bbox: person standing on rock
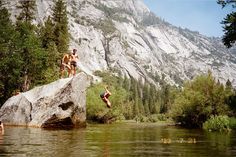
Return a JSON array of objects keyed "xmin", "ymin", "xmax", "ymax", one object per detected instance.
[
  {"xmin": 70, "ymin": 49, "xmax": 79, "ymax": 76},
  {"xmin": 0, "ymin": 121, "xmax": 4, "ymax": 135},
  {"xmin": 100, "ymin": 86, "xmax": 112, "ymax": 108},
  {"xmin": 60, "ymin": 53, "xmax": 72, "ymax": 78}
]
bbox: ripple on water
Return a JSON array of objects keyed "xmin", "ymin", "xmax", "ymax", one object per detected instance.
[{"xmin": 0, "ymin": 124, "xmax": 235, "ymax": 157}]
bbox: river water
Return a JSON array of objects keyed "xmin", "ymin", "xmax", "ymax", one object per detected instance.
[{"xmin": 0, "ymin": 123, "xmax": 235, "ymax": 157}]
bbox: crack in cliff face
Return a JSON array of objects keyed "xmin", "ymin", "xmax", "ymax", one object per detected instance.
[{"xmin": 101, "ymin": 33, "xmax": 119, "ymax": 68}]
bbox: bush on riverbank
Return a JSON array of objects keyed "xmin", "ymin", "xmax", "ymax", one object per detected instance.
[
  {"xmin": 170, "ymin": 72, "xmax": 233, "ymax": 128},
  {"xmin": 229, "ymin": 117, "xmax": 236, "ymax": 129},
  {"xmin": 203, "ymin": 115, "xmax": 230, "ymax": 132},
  {"xmin": 203, "ymin": 116, "xmax": 236, "ymax": 132},
  {"xmin": 134, "ymin": 114, "xmax": 169, "ymax": 123}
]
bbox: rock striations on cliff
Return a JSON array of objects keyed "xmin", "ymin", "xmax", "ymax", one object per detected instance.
[
  {"xmin": 5, "ymin": 0, "xmax": 236, "ymax": 87},
  {"xmin": 0, "ymin": 72, "xmax": 91, "ymax": 128}
]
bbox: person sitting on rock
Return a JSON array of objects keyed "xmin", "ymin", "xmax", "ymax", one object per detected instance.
[
  {"xmin": 70, "ymin": 49, "xmax": 79, "ymax": 76},
  {"xmin": 60, "ymin": 53, "xmax": 72, "ymax": 78},
  {"xmin": 100, "ymin": 86, "xmax": 112, "ymax": 108}
]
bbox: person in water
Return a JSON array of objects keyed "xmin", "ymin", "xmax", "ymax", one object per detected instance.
[
  {"xmin": 100, "ymin": 86, "xmax": 112, "ymax": 108},
  {"xmin": 70, "ymin": 49, "xmax": 79, "ymax": 76}
]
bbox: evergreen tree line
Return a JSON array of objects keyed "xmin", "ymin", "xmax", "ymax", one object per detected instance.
[
  {"xmin": 0, "ymin": 0, "xmax": 69, "ymax": 105},
  {"xmin": 121, "ymin": 75, "xmax": 177, "ymax": 119},
  {"xmin": 87, "ymin": 71, "xmax": 236, "ymax": 127},
  {"xmin": 87, "ymin": 71, "xmax": 178, "ymax": 123}
]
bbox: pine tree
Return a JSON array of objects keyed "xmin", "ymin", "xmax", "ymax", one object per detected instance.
[
  {"xmin": 40, "ymin": 17, "xmax": 56, "ymax": 49},
  {"xmin": 160, "ymin": 84, "xmax": 170, "ymax": 113},
  {"xmin": 38, "ymin": 16, "xmax": 60, "ymax": 84},
  {"xmin": 224, "ymin": 79, "xmax": 236, "ymax": 115},
  {"xmin": 226, "ymin": 79, "xmax": 233, "ymax": 89},
  {"xmin": 117, "ymin": 71, "xmax": 123, "ymax": 86},
  {"xmin": 17, "ymin": 0, "xmax": 36, "ymax": 23},
  {"xmin": 143, "ymin": 82, "xmax": 150, "ymax": 115},
  {"xmin": 137, "ymin": 78, "xmax": 145, "ymax": 115},
  {"xmin": 218, "ymin": 0, "xmax": 236, "ymax": 48},
  {"xmin": 221, "ymin": 12, "xmax": 236, "ymax": 48},
  {"xmin": 149, "ymin": 84, "xmax": 157, "ymax": 114},
  {"xmin": 16, "ymin": 0, "xmax": 45, "ymax": 91},
  {"xmin": 154, "ymin": 86, "xmax": 160, "ymax": 114},
  {"xmin": 52, "ymin": 0, "xmax": 69, "ymax": 54},
  {"xmin": 0, "ymin": 0, "xmax": 21, "ymax": 104},
  {"xmin": 130, "ymin": 78, "xmax": 139, "ymax": 116},
  {"xmin": 122, "ymin": 75, "xmax": 130, "ymax": 91}
]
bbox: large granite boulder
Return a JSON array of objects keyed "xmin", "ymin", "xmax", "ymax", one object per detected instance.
[{"xmin": 0, "ymin": 72, "xmax": 91, "ymax": 128}]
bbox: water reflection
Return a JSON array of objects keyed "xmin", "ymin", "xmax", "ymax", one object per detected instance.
[{"xmin": 0, "ymin": 123, "xmax": 235, "ymax": 157}]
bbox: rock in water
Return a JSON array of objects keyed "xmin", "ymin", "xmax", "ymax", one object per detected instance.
[{"xmin": 0, "ymin": 72, "xmax": 91, "ymax": 128}]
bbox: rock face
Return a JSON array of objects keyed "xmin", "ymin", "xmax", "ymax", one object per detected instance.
[
  {"xmin": 0, "ymin": 72, "xmax": 91, "ymax": 128},
  {"xmin": 5, "ymin": 0, "xmax": 236, "ymax": 87}
]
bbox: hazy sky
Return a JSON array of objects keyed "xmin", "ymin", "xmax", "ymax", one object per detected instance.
[{"xmin": 143, "ymin": 0, "xmax": 234, "ymax": 37}]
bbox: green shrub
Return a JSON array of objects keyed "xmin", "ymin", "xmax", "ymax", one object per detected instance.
[
  {"xmin": 203, "ymin": 115, "xmax": 230, "ymax": 132},
  {"xmin": 148, "ymin": 114, "xmax": 167, "ymax": 122},
  {"xmin": 86, "ymin": 83, "xmax": 106, "ymax": 121},
  {"xmin": 171, "ymin": 72, "xmax": 231, "ymax": 128},
  {"xmin": 229, "ymin": 117, "xmax": 236, "ymax": 129},
  {"xmin": 134, "ymin": 115, "xmax": 148, "ymax": 123},
  {"xmin": 133, "ymin": 114, "xmax": 168, "ymax": 123}
]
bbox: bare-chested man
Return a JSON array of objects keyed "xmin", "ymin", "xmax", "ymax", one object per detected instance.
[
  {"xmin": 70, "ymin": 49, "xmax": 79, "ymax": 76},
  {"xmin": 60, "ymin": 53, "xmax": 72, "ymax": 78}
]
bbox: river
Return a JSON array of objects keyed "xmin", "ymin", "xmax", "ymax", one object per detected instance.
[{"xmin": 0, "ymin": 123, "xmax": 235, "ymax": 157}]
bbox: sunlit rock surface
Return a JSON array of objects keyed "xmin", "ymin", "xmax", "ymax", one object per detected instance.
[{"xmin": 0, "ymin": 72, "xmax": 91, "ymax": 128}]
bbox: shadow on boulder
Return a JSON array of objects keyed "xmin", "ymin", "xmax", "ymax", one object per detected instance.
[
  {"xmin": 59, "ymin": 101, "xmax": 74, "ymax": 110},
  {"xmin": 42, "ymin": 114, "xmax": 74, "ymax": 129}
]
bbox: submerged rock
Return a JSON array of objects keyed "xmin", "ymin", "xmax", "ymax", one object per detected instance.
[{"xmin": 0, "ymin": 72, "xmax": 91, "ymax": 128}]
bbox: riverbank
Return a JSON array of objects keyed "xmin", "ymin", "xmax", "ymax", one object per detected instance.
[
  {"xmin": 87, "ymin": 118, "xmax": 177, "ymax": 127},
  {"xmin": 117, "ymin": 119, "xmax": 176, "ymax": 126}
]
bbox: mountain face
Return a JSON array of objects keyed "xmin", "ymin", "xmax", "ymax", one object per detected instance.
[{"xmin": 7, "ymin": 0, "xmax": 236, "ymax": 87}]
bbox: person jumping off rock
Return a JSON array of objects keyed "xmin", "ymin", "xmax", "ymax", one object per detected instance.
[{"xmin": 100, "ymin": 86, "xmax": 112, "ymax": 108}]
